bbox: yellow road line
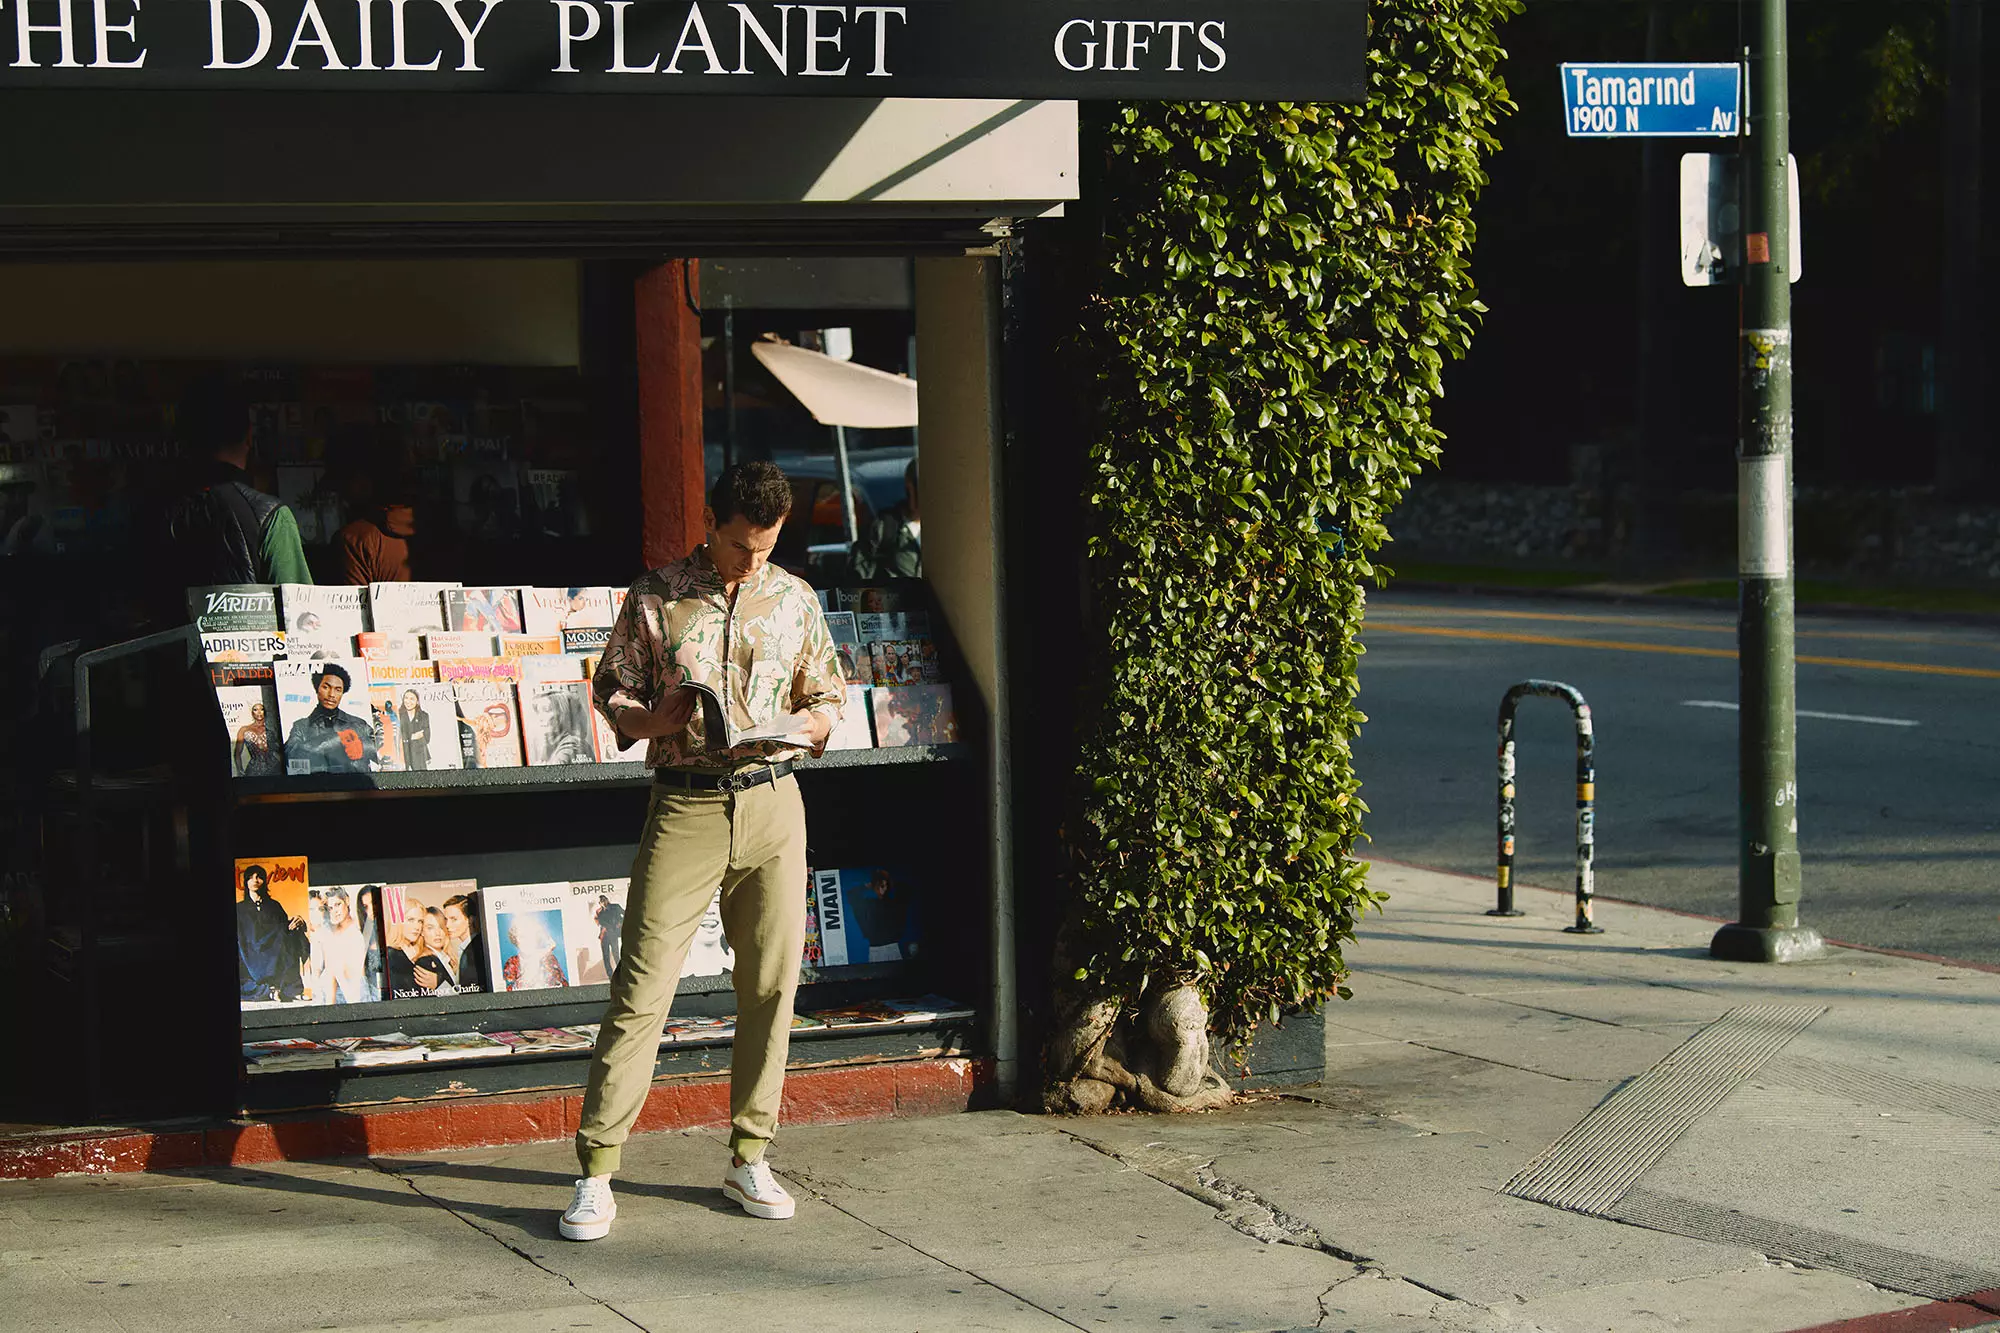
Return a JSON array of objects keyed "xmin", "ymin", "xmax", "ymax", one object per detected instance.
[
  {"xmin": 1370, "ymin": 605, "xmax": 1993, "ymax": 648},
  {"xmin": 1366, "ymin": 623, "xmax": 2000, "ymax": 680}
]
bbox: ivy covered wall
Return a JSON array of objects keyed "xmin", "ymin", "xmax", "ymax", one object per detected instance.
[{"xmin": 1057, "ymin": 2, "xmax": 1523, "ymax": 1058}]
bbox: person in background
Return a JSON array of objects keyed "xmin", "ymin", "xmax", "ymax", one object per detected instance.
[
  {"xmin": 336, "ymin": 455, "xmax": 418, "ymax": 585},
  {"xmin": 850, "ymin": 459, "xmax": 921, "ymax": 580},
  {"xmin": 156, "ymin": 373, "xmax": 311, "ymax": 599}
]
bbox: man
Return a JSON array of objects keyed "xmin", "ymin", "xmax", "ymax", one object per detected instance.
[
  {"xmin": 282, "ymin": 664, "xmax": 378, "ymax": 774},
  {"xmin": 156, "ymin": 374, "xmax": 312, "ymax": 602},
  {"xmin": 560, "ymin": 461, "xmax": 842, "ymax": 1242},
  {"xmin": 849, "ymin": 458, "xmax": 921, "ymax": 580},
  {"xmin": 592, "ymin": 893, "xmax": 624, "ymax": 978}
]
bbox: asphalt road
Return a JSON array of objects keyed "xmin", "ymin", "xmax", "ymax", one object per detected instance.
[{"xmin": 1353, "ymin": 590, "xmax": 2000, "ymax": 964}]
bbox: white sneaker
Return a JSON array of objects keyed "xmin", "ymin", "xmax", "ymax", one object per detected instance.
[
  {"xmin": 559, "ymin": 1176, "xmax": 616, "ymax": 1241},
  {"xmin": 721, "ymin": 1157, "xmax": 796, "ymax": 1220}
]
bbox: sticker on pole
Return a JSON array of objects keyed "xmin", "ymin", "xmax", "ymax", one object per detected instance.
[
  {"xmin": 1738, "ymin": 454, "xmax": 1791, "ymax": 579},
  {"xmin": 1561, "ymin": 63, "xmax": 1741, "ymax": 138}
]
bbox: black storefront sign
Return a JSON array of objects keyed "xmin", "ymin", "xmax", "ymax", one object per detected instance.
[{"xmin": 0, "ymin": 0, "xmax": 1366, "ymax": 99}]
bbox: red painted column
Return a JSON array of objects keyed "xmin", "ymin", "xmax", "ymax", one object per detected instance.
[{"xmin": 634, "ymin": 260, "xmax": 707, "ymax": 570}]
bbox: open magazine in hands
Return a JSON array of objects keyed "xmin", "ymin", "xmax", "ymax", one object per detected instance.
[{"xmin": 733, "ymin": 717, "xmax": 817, "ymax": 750}]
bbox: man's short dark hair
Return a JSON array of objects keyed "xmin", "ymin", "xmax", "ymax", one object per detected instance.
[
  {"xmin": 175, "ymin": 373, "xmax": 252, "ymax": 456},
  {"xmin": 709, "ymin": 462, "xmax": 794, "ymax": 529},
  {"xmin": 313, "ymin": 664, "xmax": 352, "ymax": 692}
]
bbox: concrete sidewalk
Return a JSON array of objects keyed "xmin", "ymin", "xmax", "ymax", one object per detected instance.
[{"xmin": 5, "ymin": 860, "xmax": 1998, "ymax": 1333}]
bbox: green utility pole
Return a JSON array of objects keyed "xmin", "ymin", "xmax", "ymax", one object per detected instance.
[{"xmin": 1711, "ymin": 0, "xmax": 1824, "ymax": 963}]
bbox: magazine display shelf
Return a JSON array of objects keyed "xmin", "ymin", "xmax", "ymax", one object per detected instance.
[
  {"xmin": 225, "ymin": 737, "xmax": 988, "ymax": 1116},
  {"xmin": 228, "ymin": 743, "xmax": 966, "ymax": 803}
]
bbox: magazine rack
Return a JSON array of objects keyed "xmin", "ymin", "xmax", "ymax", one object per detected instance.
[{"xmin": 224, "ymin": 734, "xmax": 986, "ymax": 1114}]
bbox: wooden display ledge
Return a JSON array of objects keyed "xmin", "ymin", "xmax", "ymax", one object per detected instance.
[{"xmin": 0, "ymin": 1054, "xmax": 996, "ymax": 1181}]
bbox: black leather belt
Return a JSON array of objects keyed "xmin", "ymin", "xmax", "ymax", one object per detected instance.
[{"xmin": 653, "ymin": 760, "xmax": 796, "ymax": 794}]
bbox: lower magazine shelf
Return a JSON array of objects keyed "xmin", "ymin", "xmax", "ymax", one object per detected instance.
[{"xmin": 238, "ymin": 1016, "xmax": 983, "ymax": 1115}]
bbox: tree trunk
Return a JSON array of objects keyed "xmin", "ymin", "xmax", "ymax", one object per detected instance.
[{"xmin": 1044, "ymin": 977, "xmax": 1235, "ymax": 1115}]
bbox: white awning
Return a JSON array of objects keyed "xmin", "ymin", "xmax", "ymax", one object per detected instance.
[{"xmin": 750, "ymin": 340, "xmax": 919, "ymax": 430}]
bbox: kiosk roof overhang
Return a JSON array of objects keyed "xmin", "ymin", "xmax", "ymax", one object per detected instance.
[{"xmin": 0, "ymin": 93, "xmax": 1079, "ymax": 255}]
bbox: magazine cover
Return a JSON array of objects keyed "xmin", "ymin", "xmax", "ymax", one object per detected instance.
[
  {"xmin": 661, "ymin": 1015, "xmax": 736, "ymax": 1044},
  {"xmin": 856, "ymin": 610, "xmax": 931, "ymax": 643},
  {"xmin": 811, "ymin": 867, "xmax": 920, "ymax": 967},
  {"xmin": 412, "ymin": 1033, "xmax": 509, "ymax": 1061},
  {"xmin": 563, "ymin": 878, "xmax": 631, "ymax": 985},
  {"xmin": 302, "ymin": 883, "xmax": 385, "ymax": 1005},
  {"xmin": 452, "ymin": 681, "xmax": 524, "ymax": 769},
  {"xmin": 274, "ymin": 658, "xmax": 379, "ymax": 774},
  {"xmin": 367, "ymin": 581, "xmax": 460, "ymax": 635},
  {"xmin": 488, "ymin": 1027, "xmax": 593, "ymax": 1054},
  {"xmin": 681, "ymin": 888, "xmax": 734, "ymax": 980},
  {"xmin": 186, "ymin": 584, "xmax": 280, "ymax": 633},
  {"xmin": 481, "ymin": 882, "xmax": 575, "ymax": 992},
  {"xmin": 826, "ymin": 684, "xmax": 874, "ymax": 751},
  {"xmin": 380, "ymin": 880, "xmax": 485, "ymax": 997},
  {"xmin": 839, "ymin": 587, "xmax": 912, "ymax": 614},
  {"xmin": 280, "ymin": 583, "xmax": 371, "ymax": 644},
  {"xmin": 387, "ymin": 682, "xmax": 463, "ymax": 773},
  {"xmin": 522, "ymin": 586, "xmax": 617, "ymax": 635},
  {"xmin": 868, "ymin": 639, "xmax": 941, "ymax": 686},
  {"xmin": 365, "ymin": 662, "xmax": 433, "ymax": 773},
  {"xmin": 445, "ymin": 586, "xmax": 524, "ymax": 634},
  {"xmin": 423, "ymin": 630, "xmax": 498, "ymax": 659},
  {"xmin": 522, "ymin": 678, "xmax": 596, "ymax": 766},
  {"xmin": 236, "ymin": 856, "xmax": 311, "ymax": 1006},
  {"xmin": 802, "ymin": 868, "xmax": 824, "ymax": 968},
  {"xmin": 325, "ymin": 1034, "xmax": 427, "ymax": 1066},
  {"xmin": 824, "ymin": 611, "xmax": 869, "ymax": 684},
  {"xmin": 212, "ymin": 662, "xmax": 284, "ymax": 778},
  {"xmin": 562, "ymin": 625, "xmax": 613, "ymax": 655},
  {"xmin": 517, "ymin": 653, "xmax": 583, "ymax": 686},
  {"xmin": 499, "ymin": 634, "xmax": 563, "ymax": 658},
  {"xmin": 436, "ymin": 656, "xmax": 522, "ymax": 684},
  {"xmin": 202, "ymin": 630, "xmax": 287, "ymax": 662},
  {"xmin": 868, "ymin": 685, "xmax": 959, "ymax": 747},
  {"xmin": 242, "ymin": 1038, "xmax": 340, "ymax": 1072},
  {"xmin": 579, "ymin": 655, "xmax": 645, "ymax": 762},
  {"xmin": 355, "ymin": 632, "xmax": 421, "ymax": 661}
]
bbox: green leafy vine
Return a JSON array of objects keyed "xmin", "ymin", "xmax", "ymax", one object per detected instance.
[{"xmin": 1065, "ymin": 1, "xmax": 1523, "ymax": 1049}]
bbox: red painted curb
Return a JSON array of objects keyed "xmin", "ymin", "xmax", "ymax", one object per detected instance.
[
  {"xmin": 1366, "ymin": 856, "xmax": 2000, "ymax": 975},
  {"xmin": 1782, "ymin": 1292, "xmax": 2000, "ymax": 1333},
  {"xmin": 0, "ymin": 1056, "xmax": 995, "ymax": 1181}
]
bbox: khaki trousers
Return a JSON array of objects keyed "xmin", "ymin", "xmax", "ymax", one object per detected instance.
[{"xmin": 575, "ymin": 774, "xmax": 808, "ymax": 1177}]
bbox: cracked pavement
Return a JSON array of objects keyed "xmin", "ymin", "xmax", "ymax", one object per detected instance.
[{"xmin": 4, "ymin": 859, "xmax": 1993, "ymax": 1332}]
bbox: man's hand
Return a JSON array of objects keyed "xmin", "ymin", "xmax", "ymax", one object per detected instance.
[
  {"xmin": 801, "ymin": 709, "xmax": 834, "ymax": 749},
  {"xmin": 617, "ymin": 686, "xmax": 699, "ymax": 742}
]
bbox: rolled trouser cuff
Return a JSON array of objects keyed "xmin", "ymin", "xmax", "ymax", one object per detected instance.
[
  {"xmin": 577, "ymin": 1138, "xmax": 621, "ymax": 1179},
  {"xmin": 728, "ymin": 1131, "xmax": 768, "ymax": 1165}
]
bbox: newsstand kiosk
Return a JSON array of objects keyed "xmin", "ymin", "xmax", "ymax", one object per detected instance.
[{"xmin": 0, "ymin": 0, "xmax": 1365, "ymax": 1158}]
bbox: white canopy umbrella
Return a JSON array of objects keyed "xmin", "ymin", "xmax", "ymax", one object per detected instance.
[
  {"xmin": 750, "ymin": 339, "xmax": 919, "ymax": 429},
  {"xmin": 751, "ymin": 338, "xmax": 918, "ymax": 542}
]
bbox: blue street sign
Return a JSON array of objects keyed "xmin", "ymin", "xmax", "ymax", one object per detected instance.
[{"xmin": 1561, "ymin": 63, "xmax": 1742, "ymax": 138}]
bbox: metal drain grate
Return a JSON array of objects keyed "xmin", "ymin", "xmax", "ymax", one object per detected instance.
[
  {"xmin": 1608, "ymin": 1187, "xmax": 2000, "ymax": 1301},
  {"xmin": 1502, "ymin": 1003, "xmax": 1825, "ymax": 1215}
]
